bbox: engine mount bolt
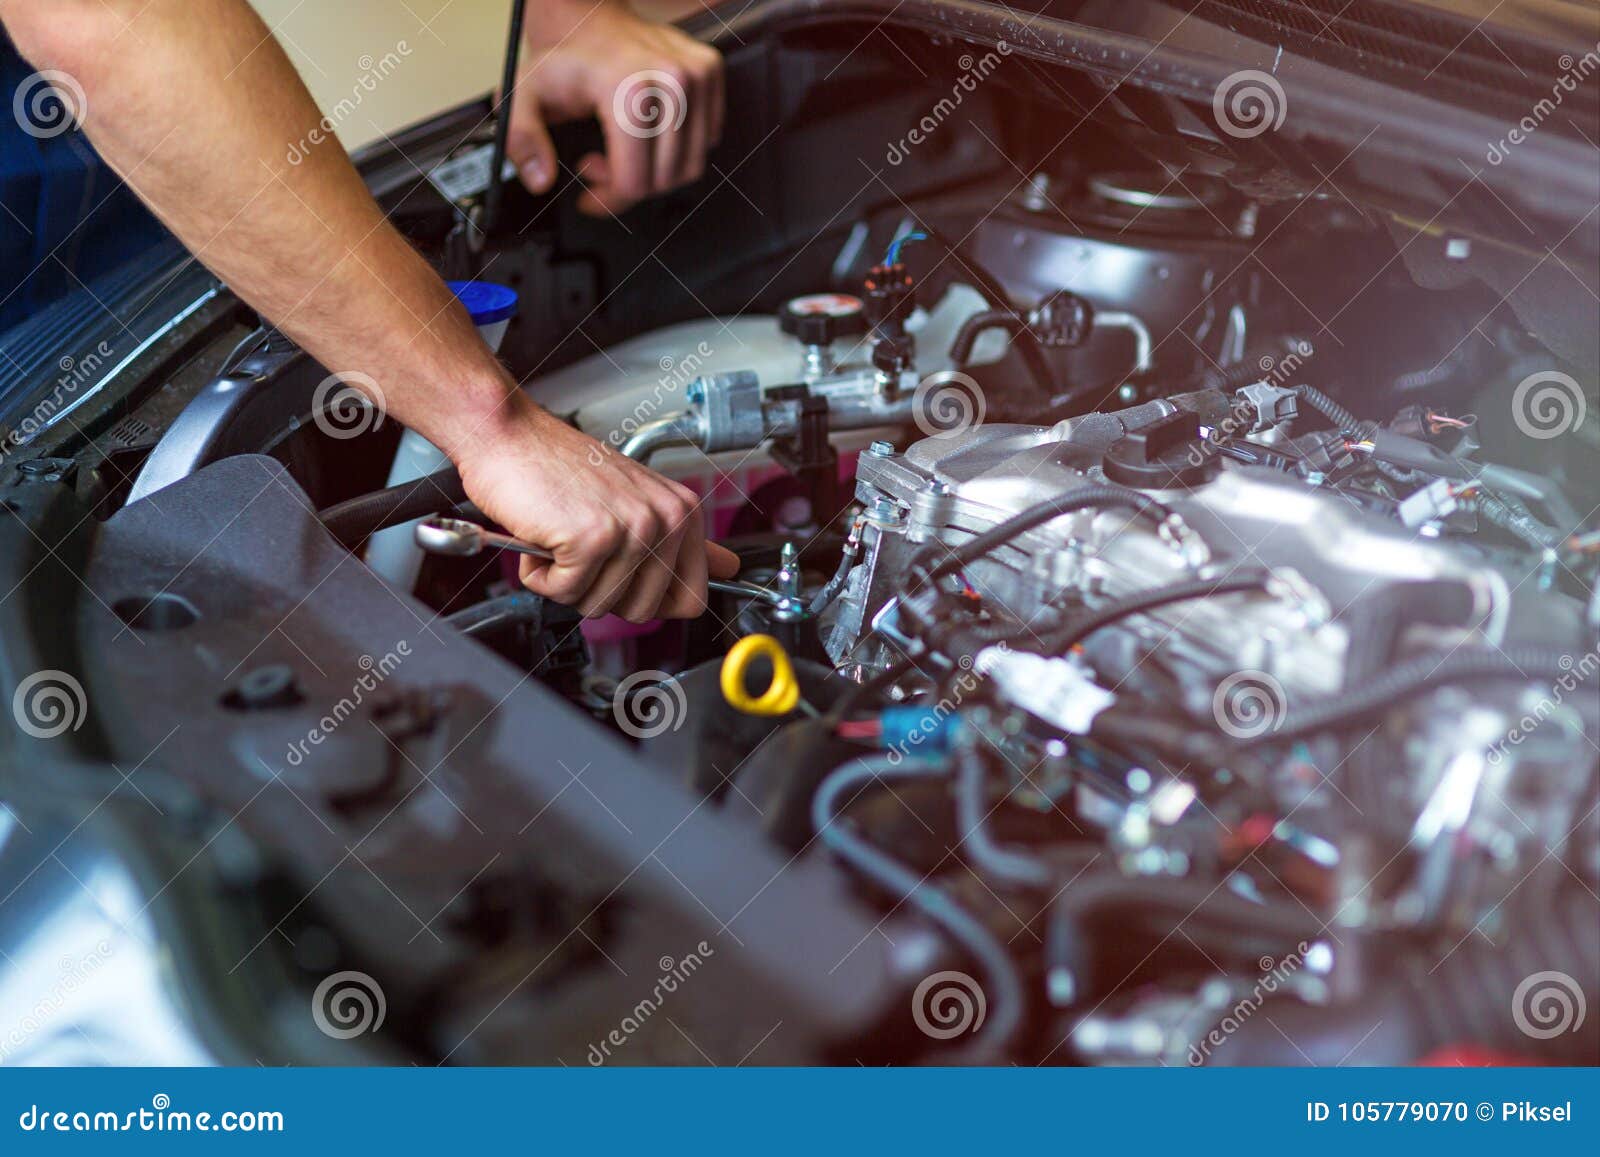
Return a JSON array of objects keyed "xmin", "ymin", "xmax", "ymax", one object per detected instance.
[{"xmin": 867, "ymin": 440, "xmax": 895, "ymax": 458}]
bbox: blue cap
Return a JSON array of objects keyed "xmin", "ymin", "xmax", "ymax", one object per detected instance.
[{"xmin": 448, "ymin": 280, "xmax": 519, "ymax": 326}]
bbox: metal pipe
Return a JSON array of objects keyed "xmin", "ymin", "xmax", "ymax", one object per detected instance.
[
  {"xmin": 1094, "ymin": 310, "xmax": 1153, "ymax": 377},
  {"xmin": 620, "ymin": 412, "xmax": 703, "ymax": 464}
]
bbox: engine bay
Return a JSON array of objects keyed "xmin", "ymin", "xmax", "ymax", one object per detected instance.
[{"xmin": 5, "ymin": 4, "xmax": 1597, "ymax": 1067}]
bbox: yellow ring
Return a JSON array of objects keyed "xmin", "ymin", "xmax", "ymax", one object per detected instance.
[{"xmin": 720, "ymin": 634, "xmax": 802, "ymax": 717}]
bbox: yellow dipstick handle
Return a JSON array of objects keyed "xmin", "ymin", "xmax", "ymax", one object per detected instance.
[{"xmin": 721, "ymin": 634, "xmax": 802, "ymax": 717}]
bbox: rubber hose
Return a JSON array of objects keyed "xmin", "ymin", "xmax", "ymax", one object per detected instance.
[
  {"xmin": 1044, "ymin": 870, "xmax": 1326, "ymax": 1009},
  {"xmin": 948, "ymin": 309, "xmax": 1055, "ymax": 397},
  {"xmin": 318, "ymin": 466, "xmax": 466, "ymax": 550},
  {"xmin": 813, "ymin": 754, "xmax": 1026, "ymax": 1059},
  {"xmin": 949, "ymin": 309, "xmax": 1018, "ymax": 366},
  {"xmin": 1236, "ymin": 645, "xmax": 1585, "ymax": 746},
  {"xmin": 954, "ymin": 737, "xmax": 1053, "ymax": 889},
  {"xmin": 888, "ymin": 221, "xmax": 1054, "ymax": 397},
  {"xmin": 1338, "ymin": 580, "xmax": 1479, "ymax": 824}
]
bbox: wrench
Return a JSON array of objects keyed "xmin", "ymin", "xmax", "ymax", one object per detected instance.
[{"xmin": 413, "ymin": 516, "xmax": 802, "ymax": 612}]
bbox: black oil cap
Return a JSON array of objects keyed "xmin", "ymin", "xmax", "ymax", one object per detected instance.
[{"xmin": 1103, "ymin": 412, "xmax": 1215, "ymax": 489}]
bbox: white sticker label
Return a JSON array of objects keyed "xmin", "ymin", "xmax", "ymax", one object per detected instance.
[{"xmin": 427, "ymin": 144, "xmax": 519, "ymax": 203}]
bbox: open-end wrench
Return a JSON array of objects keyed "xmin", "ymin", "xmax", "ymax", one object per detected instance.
[{"xmin": 413, "ymin": 516, "xmax": 802, "ymax": 613}]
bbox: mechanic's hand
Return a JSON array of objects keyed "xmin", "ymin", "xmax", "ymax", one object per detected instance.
[
  {"xmin": 458, "ymin": 393, "xmax": 739, "ymax": 621},
  {"xmin": 507, "ymin": 0, "xmax": 724, "ymax": 217}
]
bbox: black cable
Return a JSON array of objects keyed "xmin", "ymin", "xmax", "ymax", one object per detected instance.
[
  {"xmin": 317, "ymin": 466, "xmax": 466, "ymax": 550},
  {"xmin": 443, "ymin": 591, "xmax": 543, "ymax": 637},
  {"xmin": 1294, "ymin": 385, "xmax": 1366, "ymax": 436},
  {"xmin": 894, "ymin": 487, "xmax": 1182, "ymax": 657},
  {"xmin": 907, "ymin": 222, "xmax": 1055, "ymax": 396},
  {"xmin": 1296, "ymin": 385, "xmax": 1573, "ymax": 546},
  {"xmin": 917, "ymin": 601, "xmax": 1042, "ymax": 658},
  {"xmin": 1032, "ymin": 570, "xmax": 1274, "ymax": 655},
  {"xmin": 1234, "ymin": 645, "xmax": 1586, "ymax": 746},
  {"xmin": 825, "ymin": 655, "xmax": 915, "ymax": 724},
  {"xmin": 912, "ymin": 222, "xmax": 1012, "ymax": 311},
  {"xmin": 813, "ymin": 754, "xmax": 1026, "ymax": 1059},
  {"xmin": 1477, "ymin": 490, "xmax": 1561, "ymax": 551},
  {"xmin": 1185, "ymin": 336, "xmax": 1313, "ymax": 394},
  {"xmin": 1086, "ymin": 708, "xmax": 1275, "ymax": 785},
  {"xmin": 908, "ymin": 486, "xmax": 1175, "ymax": 592},
  {"xmin": 947, "ymin": 308, "xmax": 1055, "ymax": 397},
  {"xmin": 481, "ymin": 0, "xmax": 526, "ymax": 237}
]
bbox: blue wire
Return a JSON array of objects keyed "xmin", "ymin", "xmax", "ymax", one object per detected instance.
[{"xmin": 884, "ymin": 231, "xmax": 927, "ymax": 266}]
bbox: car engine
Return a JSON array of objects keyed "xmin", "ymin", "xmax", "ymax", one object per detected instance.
[
  {"xmin": 378, "ymin": 167, "xmax": 1595, "ymax": 1065},
  {"xmin": 4, "ymin": 3, "xmax": 1596, "ymax": 1068}
]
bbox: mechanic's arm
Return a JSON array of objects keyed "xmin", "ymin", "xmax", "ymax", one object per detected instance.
[{"xmin": 0, "ymin": 0, "xmax": 733, "ymax": 622}]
